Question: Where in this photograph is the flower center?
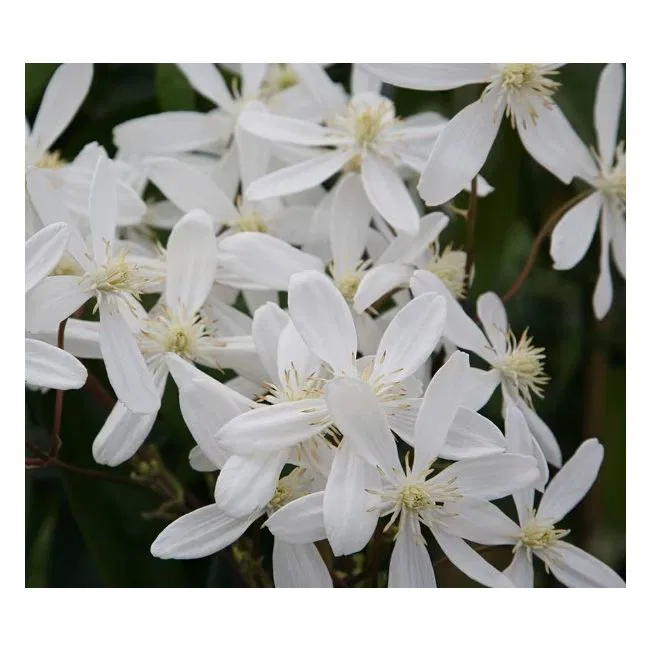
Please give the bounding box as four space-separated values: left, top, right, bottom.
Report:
596 142 626 209
399 484 432 512
519 519 570 551
261 64 299 97
492 328 549 406
231 212 269 233
263 364 325 404
35 150 65 170
330 98 397 152
426 244 467 298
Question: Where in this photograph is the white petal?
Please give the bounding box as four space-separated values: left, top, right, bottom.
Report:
245 150 353 202
516 99 595 184
176 63 234 110
325 377 401 475
189 446 218 472
241 63 267 98
266 492 327 544
518 400 563 468
413 351 469 474
537 439 604 523
89 155 118 264
378 212 449 265
611 210 626 278
417 91 503 206
151 505 253 559
146 157 239 223
99 303 160 415
235 111 271 192
288 270 357 375
410 271 494 362
25 338 87 390
388 522 436 587
218 233 324 291
373 293 447 384
238 108 345 146
277 321 320 385
363 63 491 91
251 303 289 382
272 540 333 588
504 547 534 587
30 63 93 155
25 276 91 333
593 205 614 319
545 541 625 588
165 209 217 314
443 497 520 545
433 453 539 500
353 264 412 313
215 451 288 519
92 401 158 467
292 63 348 118
351 64 382 95
476 292 508 356
460 368 502 410
323 440 380 556
442 407 506 460
550 192 603 270
432 529 512 588
595 63 624 166
218 399 329 454
114 112 221 155
361 154 419 235
330 174 373 277
25 222 70 292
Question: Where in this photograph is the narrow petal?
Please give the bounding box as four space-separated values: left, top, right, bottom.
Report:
215 451 288 519
276 321 320 385
361 154 419 235
146 157 239 223
611 210 626 278
432 529 512 588
593 206 614 319
362 63 491 91
377 212 449 265
537 439 604 523
518 400 563 468
30 63 93 155
218 233 324 291
413 351 469 474
330 173 373 277
388 522 436 587
165 209 217 314
189 446 218 472
476 292 508 356
545 541 625 588
25 276 91 333
292 63 348 118
252 302 290 382
217 399 329 454
351 64 382 95
99 303 160 415
595 63 624 166
241 63 267 98
460 368 502 410
504 547 535 587
176 63 234 110
288 270 357 375
442 407 506 460
353 264 412 313
245 150 353 202
417 91 504 206
323 440 380 556
89 155 118 264
433 453 539 501
151 505 253 559
325 377 401 475
235 110 271 191
266 492 327 544
550 192 603 270
443 498 520 545
373 293 447 384
25 338 87 390
272 540 333 588
25 222 70 292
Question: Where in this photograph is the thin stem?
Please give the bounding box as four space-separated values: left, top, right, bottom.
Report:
47 319 68 461
463 176 479 297
501 189 594 304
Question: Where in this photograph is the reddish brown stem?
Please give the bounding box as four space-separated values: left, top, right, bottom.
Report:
47 319 68 462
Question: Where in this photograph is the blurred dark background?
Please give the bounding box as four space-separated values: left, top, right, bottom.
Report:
25 63 625 587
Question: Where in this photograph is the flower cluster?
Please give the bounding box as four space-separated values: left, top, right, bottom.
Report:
25 63 625 588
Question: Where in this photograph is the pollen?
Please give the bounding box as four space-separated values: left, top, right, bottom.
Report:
596 142 626 209
330 99 397 152
51 254 83 277
230 212 269 233
399 485 432 512
517 518 569 557
35 150 65 170
426 244 467 299
492 328 549 406
262 64 300 96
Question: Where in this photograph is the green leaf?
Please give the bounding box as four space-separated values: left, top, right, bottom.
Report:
155 63 195 112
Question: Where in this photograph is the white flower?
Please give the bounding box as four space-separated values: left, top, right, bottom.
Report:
239 68 444 235
25 155 160 414
451 413 625 588
25 223 87 390
364 63 590 206
412 277 561 470
550 63 625 319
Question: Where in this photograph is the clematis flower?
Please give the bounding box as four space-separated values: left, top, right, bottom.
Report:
450 410 625 587
411 276 561 469
364 63 591 206
549 63 625 319
239 66 445 235
25 222 87 390
24 155 160 414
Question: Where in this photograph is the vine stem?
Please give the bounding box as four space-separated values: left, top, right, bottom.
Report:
501 189 594 304
463 176 479 297
47 319 68 462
